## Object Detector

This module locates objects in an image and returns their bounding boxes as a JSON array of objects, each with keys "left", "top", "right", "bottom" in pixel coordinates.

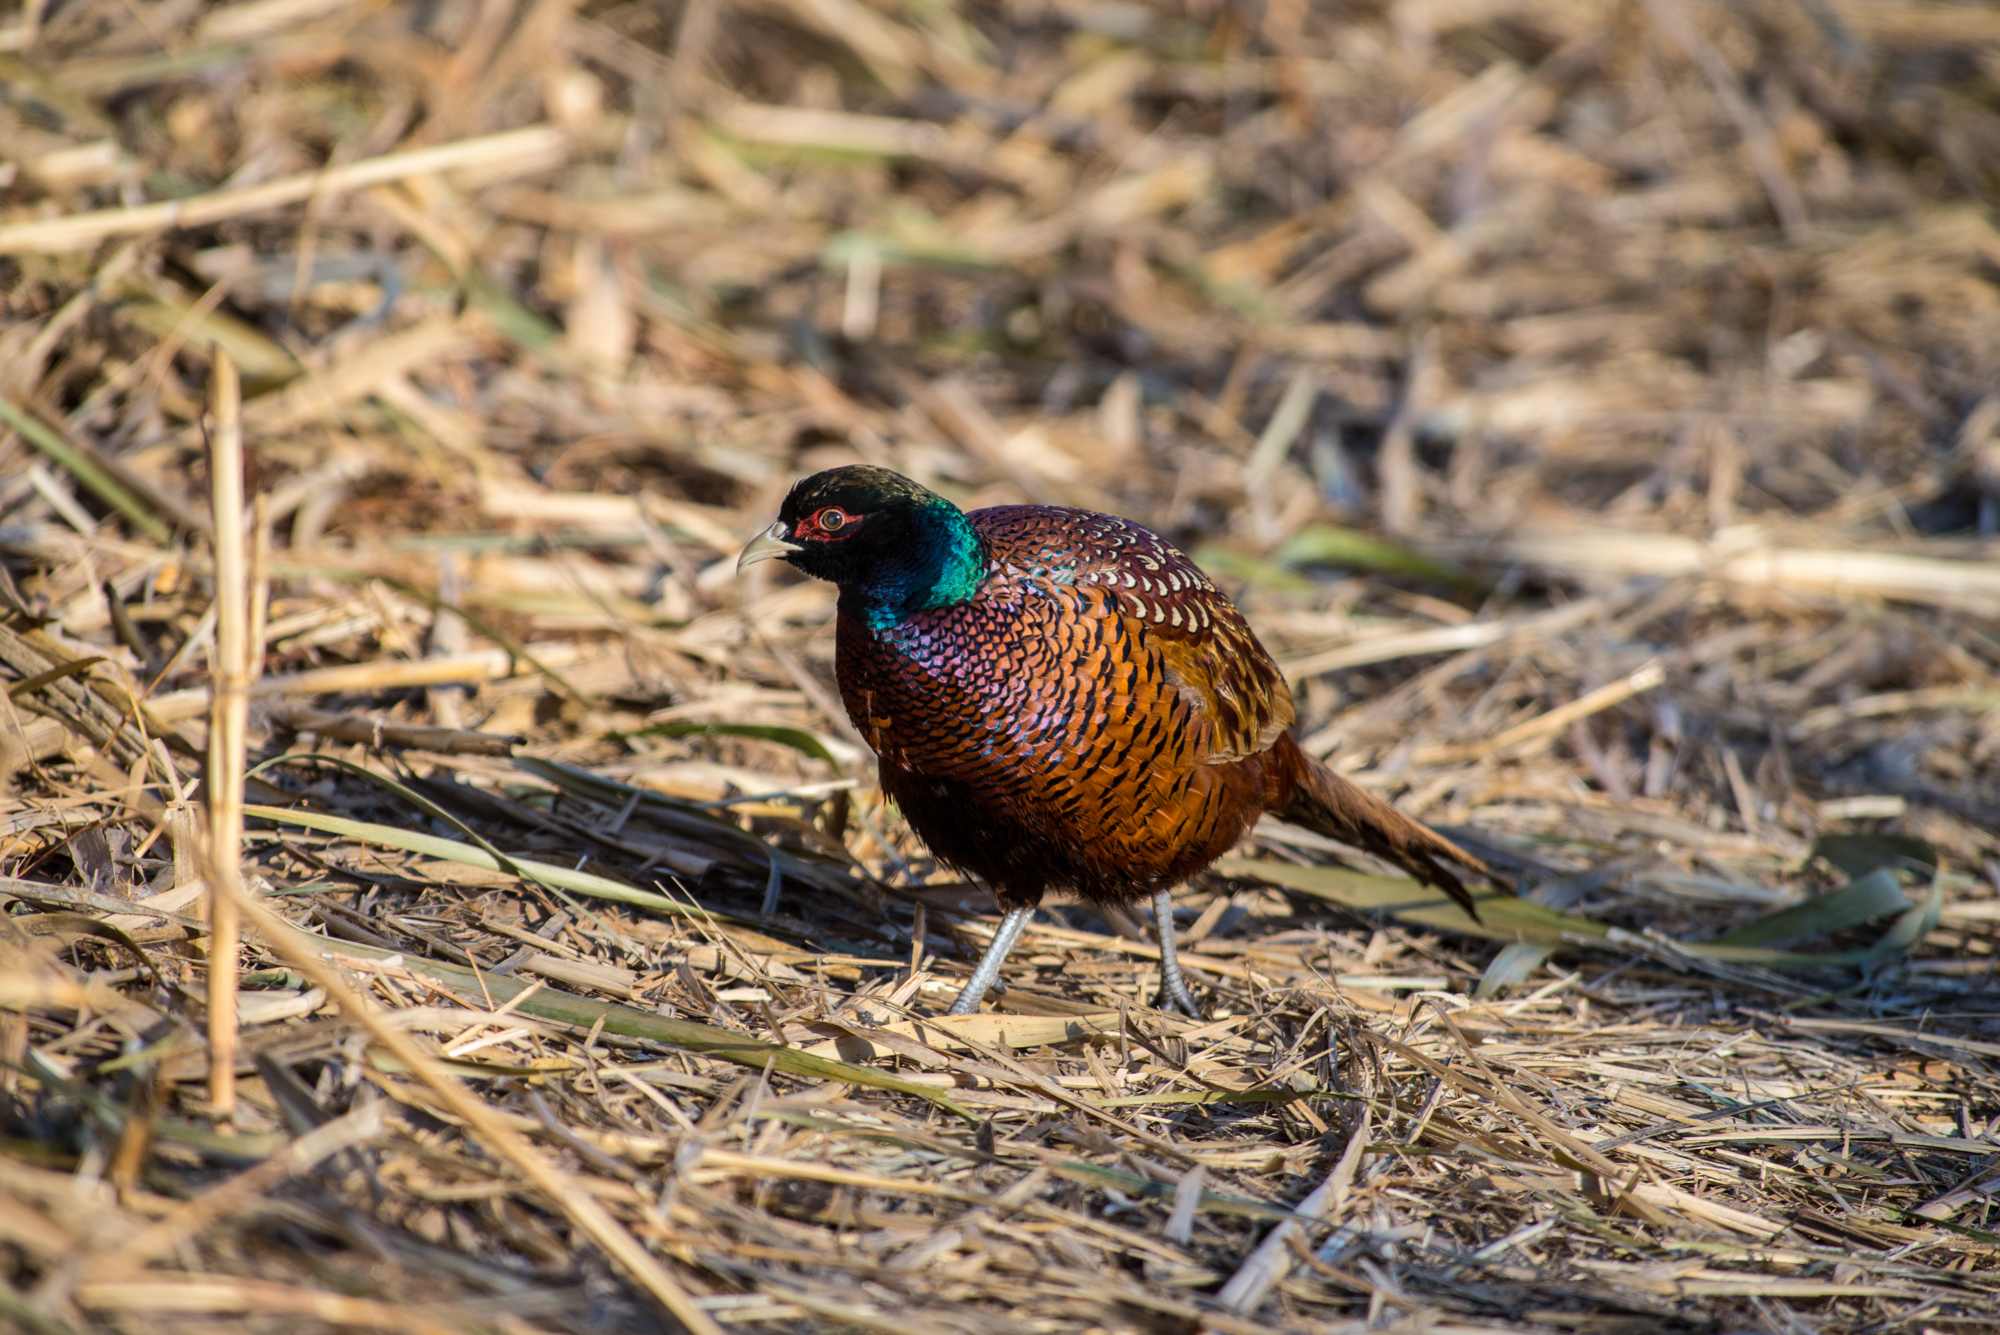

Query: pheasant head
[{"left": 738, "top": 466, "right": 986, "bottom": 618}]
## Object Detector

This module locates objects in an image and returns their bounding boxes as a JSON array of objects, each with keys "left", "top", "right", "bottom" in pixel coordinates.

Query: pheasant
[{"left": 739, "top": 466, "right": 1496, "bottom": 1016}]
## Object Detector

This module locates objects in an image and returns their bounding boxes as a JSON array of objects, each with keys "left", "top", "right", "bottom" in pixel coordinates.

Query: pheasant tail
[{"left": 1265, "top": 734, "right": 1492, "bottom": 920}]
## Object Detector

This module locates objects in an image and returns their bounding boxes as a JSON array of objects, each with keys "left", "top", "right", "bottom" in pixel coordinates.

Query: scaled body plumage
[
  {"left": 837, "top": 504, "right": 1284, "bottom": 913},
  {"left": 740, "top": 466, "right": 1495, "bottom": 1014}
]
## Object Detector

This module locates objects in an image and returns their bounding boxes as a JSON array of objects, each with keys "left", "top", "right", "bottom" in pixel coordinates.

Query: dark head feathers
[{"left": 758, "top": 466, "right": 985, "bottom": 614}]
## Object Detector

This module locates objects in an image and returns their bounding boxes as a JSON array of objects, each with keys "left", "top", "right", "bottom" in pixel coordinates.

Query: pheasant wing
[{"left": 972, "top": 504, "right": 1293, "bottom": 765}]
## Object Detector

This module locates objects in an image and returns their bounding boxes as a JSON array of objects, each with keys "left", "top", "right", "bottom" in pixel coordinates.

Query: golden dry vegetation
[{"left": 3, "top": 0, "right": 2000, "bottom": 1331}]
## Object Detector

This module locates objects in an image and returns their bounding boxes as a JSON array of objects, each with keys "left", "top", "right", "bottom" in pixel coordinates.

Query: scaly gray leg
[
  {"left": 1154, "top": 888, "right": 1202, "bottom": 1018},
  {"left": 946, "top": 906, "right": 1034, "bottom": 1015}
]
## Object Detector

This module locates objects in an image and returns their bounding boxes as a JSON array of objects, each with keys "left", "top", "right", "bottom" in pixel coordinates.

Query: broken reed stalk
[{"left": 205, "top": 348, "right": 247, "bottom": 1120}]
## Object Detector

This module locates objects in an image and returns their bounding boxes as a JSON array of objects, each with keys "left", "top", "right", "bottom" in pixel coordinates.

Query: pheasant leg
[
  {"left": 946, "top": 906, "right": 1034, "bottom": 1015},
  {"left": 1153, "top": 888, "right": 1202, "bottom": 1018}
]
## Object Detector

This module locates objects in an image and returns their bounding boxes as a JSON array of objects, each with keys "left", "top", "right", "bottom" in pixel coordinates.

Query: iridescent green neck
[
  {"left": 914, "top": 503, "right": 983, "bottom": 608},
  {"left": 853, "top": 499, "right": 985, "bottom": 625}
]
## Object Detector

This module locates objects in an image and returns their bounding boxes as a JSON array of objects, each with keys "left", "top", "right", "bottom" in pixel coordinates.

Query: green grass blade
[
  {"left": 7, "top": 655, "right": 107, "bottom": 700},
  {"left": 625, "top": 721, "right": 843, "bottom": 768},
  {"left": 249, "top": 752, "right": 539, "bottom": 883},
  {"left": 1867, "top": 874, "right": 1944, "bottom": 964},
  {"left": 1218, "top": 856, "right": 1596, "bottom": 945},
  {"left": 117, "top": 293, "right": 298, "bottom": 388},
  {"left": 1273, "top": 524, "right": 1486, "bottom": 591},
  {"left": 244, "top": 803, "right": 706, "bottom": 919},
  {"left": 1087, "top": 1087, "right": 1326, "bottom": 1109},
  {"left": 463, "top": 270, "right": 563, "bottom": 353},
  {"left": 1185, "top": 547, "right": 1319, "bottom": 595},
  {"left": 1475, "top": 941, "right": 1555, "bottom": 999},
  {"left": 0, "top": 398, "right": 174, "bottom": 543},
  {"left": 1711, "top": 869, "right": 1909, "bottom": 948},
  {"left": 250, "top": 752, "right": 707, "bottom": 938},
  {"left": 298, "top": 933, "right": 976, "bottom": 1119},
  {"left": 1219, "top": 856, "right": 1877, "bottom": 969},
  {"left": 1045, "top": 1159, "right": 1301, "bottom": 1223},
  {"left": 1810, "top": 832, "right": 1938, "bottom": 879}
]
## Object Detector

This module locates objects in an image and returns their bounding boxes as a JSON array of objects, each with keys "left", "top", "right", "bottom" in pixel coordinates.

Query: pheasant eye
[{"left": 815, "top": 507, "right": 852, "bottom": 533}]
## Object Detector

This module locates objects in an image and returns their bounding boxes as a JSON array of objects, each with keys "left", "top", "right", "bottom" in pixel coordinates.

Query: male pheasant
[{"left": 739, "top": 466, "right": 1496, "bottom": 1016}]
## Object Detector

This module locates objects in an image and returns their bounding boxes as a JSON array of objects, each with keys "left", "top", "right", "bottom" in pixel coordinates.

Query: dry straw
[
  {"left": 204, "top": 348, "right": 247, "bottom": 1119},
  {"left": 1, "top": 0, "right": 1998, "bottom": 1331}
]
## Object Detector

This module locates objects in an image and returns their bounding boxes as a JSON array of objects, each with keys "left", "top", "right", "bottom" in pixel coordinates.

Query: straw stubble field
[{"left": 3, "top": 0, "right": 2000, "bottom": 1330}]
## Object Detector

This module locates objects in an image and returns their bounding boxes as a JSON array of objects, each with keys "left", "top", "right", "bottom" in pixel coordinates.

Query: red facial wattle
[{"left": 802, "top": 506, "right": 859, "bottom": 541}]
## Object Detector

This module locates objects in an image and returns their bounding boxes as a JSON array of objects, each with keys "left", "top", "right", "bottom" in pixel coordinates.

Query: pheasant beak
[{"left": 736, "top": 521, "right": 801, "bottom": 572}]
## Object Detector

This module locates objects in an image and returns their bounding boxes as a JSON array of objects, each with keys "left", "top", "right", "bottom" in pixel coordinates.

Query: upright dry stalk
[
  {"left": 206, "top": 349, "right": 248, "bottom": 1119},
  {"left": 250, "top": 493, "right": 270, "bottom": 681}
]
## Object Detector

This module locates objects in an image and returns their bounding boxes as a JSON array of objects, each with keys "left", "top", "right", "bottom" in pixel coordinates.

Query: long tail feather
[{"left": 1267, "top": 735, "right": 1496, "bottom": 921}]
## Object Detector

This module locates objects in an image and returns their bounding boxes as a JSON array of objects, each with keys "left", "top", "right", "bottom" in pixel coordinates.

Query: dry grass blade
[{"left": 0, "top": 126, "right": 569, "bottom": 254}]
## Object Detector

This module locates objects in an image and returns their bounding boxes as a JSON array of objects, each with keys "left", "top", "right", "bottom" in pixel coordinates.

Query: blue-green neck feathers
[{"left": 853, "top": 499, "right": 984, "bottom": 626}]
